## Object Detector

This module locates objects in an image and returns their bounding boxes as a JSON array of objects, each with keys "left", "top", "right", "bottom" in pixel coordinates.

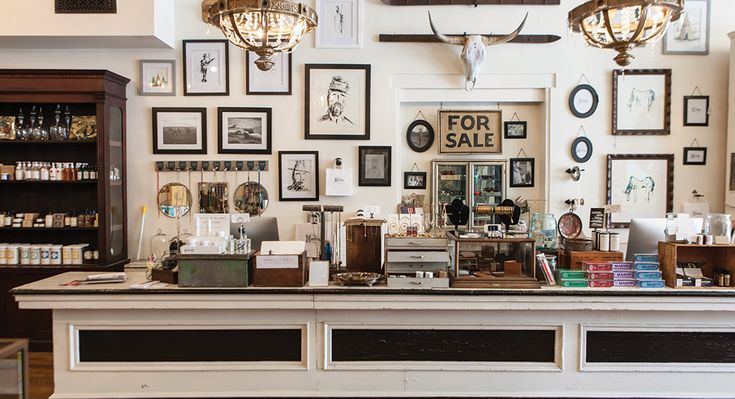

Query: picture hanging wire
[
  {"left": 577, "top": 125, "right": 588, "bottom": 137},
  {"left": 410, "top": 162, "right": 420, "bottom": 172},
  {"left": 691, "top": 86, "right": 703, "bottom": 96},
  {"left": 413, "top": 110, "right": 427, "bottom": 121},
  {"left": 510, "top": 112, "right": 520, "bottom": 122},
  {"left": 516, "top": 148, "right": 529, "bottom": 158},
  {"left": 690, "top": 138, "right": 701, "bottom": 147},
  {"left": 576, "top": 74, "right": 591, "bottom": 86}
]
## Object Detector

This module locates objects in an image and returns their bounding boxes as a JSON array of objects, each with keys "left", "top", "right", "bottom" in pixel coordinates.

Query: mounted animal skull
[{"left": 429, "top": 12, "right": 528, "bottom": 91}]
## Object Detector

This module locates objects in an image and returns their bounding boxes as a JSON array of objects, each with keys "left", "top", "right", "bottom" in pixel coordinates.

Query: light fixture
[
  {"left": 568, "top": 0, "right": 683, "bottom": 66},
  {"left": 202, "top": 0, "right": 318, "bottom": 71}
]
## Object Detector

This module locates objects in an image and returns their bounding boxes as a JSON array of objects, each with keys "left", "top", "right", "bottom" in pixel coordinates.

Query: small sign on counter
[{"left": 256, "top": 255, "right": 299, "bottom": 269}]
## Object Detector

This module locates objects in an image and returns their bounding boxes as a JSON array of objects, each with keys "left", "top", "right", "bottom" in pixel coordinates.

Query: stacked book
[{"left": 633, "top": 253, "right": 665, "bottom": 288}]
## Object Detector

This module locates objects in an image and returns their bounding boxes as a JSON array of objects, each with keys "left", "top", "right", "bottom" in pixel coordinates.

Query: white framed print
[
  {"left": 279, "top": 151, "right": 320, "bottom": 201},
  {"left": 316, "top": 0, "right": 362, "bottom": 48},
  {"left": 612, "top": 69, "right": 671, "bottom": 136},
  {"left": 663, "top": 0, "right": 710, "bottom": 55},
  {"left": 305, "top": 64, "right": 370, "bottom": 140},
  {"left": 217, "top": 107, "right": 272, "bottom": 154},
  {"left": 139, "top": 60, "right": 175, "bottom": 96},
  {"left": 683, "top": 95, "right": 709, "bottom": 126},
  {"left": 246, "top": 51, "right": 291, "bottom": 95},
  {"left": 152, "top": 108, "right": 207, "bottom": 154},
  {"left": 183, "top": 39, "right": 229, "bottom": 96}
]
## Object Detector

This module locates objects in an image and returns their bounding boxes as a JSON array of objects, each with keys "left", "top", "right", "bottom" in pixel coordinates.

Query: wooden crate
[
  {"left": 561, "top": 250, "right": 624, "bottom": 270},
  {"left": 659, "top": 242, "right": 735, "bottom": 288},
  {"left": 253, "top": 252, "right": 307, "bottom": 287}
]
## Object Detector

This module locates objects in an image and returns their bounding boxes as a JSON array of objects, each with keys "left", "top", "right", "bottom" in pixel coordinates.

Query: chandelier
[
  {"left": 202, "top": 0, "right": 318, "bottom": 71},
  {"left": 568, "top": 0, "right": 683, "bottom": 66}
]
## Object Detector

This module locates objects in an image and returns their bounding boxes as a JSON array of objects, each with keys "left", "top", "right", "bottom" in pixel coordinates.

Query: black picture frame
[
  {"left": 404, "top": 172, "right": 427, "bottom": 190},
  {"left": 683, "top": 147, "right": 707, "bottom": 165},
  {"left": 571, "top": 136, "right": 593, "bottom": 163},
  {"left": 612, "top": 69, "right": 672, "bottom": 136},
  {"left": 683, "top": 95, "right": 710, "bottom": 127},
  {"left": 509, "top": 158, "right": 535, "bottom": 188},
  {"left": 152, "top": 107, "right": 207, "bottom": 154},
  {"left": 359, "top": 146, "right": 391, "bottom": 187},
  {"left": 278, "top": 151, "right": 320, "bottom": 202},
  {"left": 504, "top": 121, "right": 527, "bottom": 139},
  {"left": 246, "top": 51, "right": 292, "bottom": 95},
  {"left": 217, "top": 107, "right": 272, "bottom": 155},
  {"left": 182, "top": 39, "right": 230, "bottom": 96},
  {"left": 569, "top": 84, "right": 599, "bottom": 118},
  {"left": 406, "top": 120, "right": 434, "bottom": 152}
]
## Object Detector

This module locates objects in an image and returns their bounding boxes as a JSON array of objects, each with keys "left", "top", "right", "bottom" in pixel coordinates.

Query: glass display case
[
  {"left": 0, "top": 339, "right": 28, "bottom": 399},
  {"left": 447, "top": 234, "right": 536, "bottom": 279}
]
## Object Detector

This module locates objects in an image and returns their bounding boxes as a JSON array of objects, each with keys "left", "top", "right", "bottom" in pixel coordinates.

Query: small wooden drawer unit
[{"left": 384, "top": 235, "right": 450, "bottom": 288}]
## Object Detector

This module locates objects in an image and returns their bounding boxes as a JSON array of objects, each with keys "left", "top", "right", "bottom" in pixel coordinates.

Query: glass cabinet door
[
  {"left": 470, "top": 162, "right": 505, "bottom": 228},
  {"left": 433, "top": 162, "right": 468, "bottom": 227}
]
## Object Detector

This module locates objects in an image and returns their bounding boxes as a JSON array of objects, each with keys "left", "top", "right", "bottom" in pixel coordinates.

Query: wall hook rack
[{"left": 154, "top": 160, "right": 269, "bottom": 172}]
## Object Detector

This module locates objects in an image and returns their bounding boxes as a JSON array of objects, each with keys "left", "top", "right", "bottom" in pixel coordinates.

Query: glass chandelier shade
[
  {"left": 568, "top": 0, "right": 683, "bottom": 66},
  {"left": 202, "top": 0, "right": 318, "bottom": 71}
]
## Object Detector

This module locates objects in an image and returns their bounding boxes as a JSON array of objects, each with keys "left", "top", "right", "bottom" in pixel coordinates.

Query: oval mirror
[
  {"left": 234, "top": 182, "right": 269, "bottom": 216},
  {"left": 157, "top": 183, "right": 192, "bottom": 218}
]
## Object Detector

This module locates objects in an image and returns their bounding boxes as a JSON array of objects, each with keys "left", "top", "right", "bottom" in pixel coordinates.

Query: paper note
[{"left": 256, "top": 255, "right": 299, "bottom": 269}]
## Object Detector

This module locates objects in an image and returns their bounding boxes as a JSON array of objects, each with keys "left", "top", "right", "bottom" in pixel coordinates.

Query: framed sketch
[
  {"left": 246, "top": 51, "right": 291, "bottom": 95},
  {"left": 504, "top": 121, "right": 527, "bottom": 139},
  {"left": 606, "top": 154, "right": 674, "bottom": 228},
  {"left": 569, "top": 84, "right": 599, "bottom": 118},
  {"left": 316, "top": 0, "right": 361, "bottom": 48},
  {"left": 278, "top": 151, "right": 320, "bottom": 201},
  {"left": 183, "top": 40, "right": 229, "bottom": 96},
  {"left": 509, "top": 158, "right": 534, "bottom": 188},
  {"left": 217, "top": 107, "right": 271, "bottom": 154},
  {"left": 571, "top": 136, "right": 593, "bottom": 163},
  {"left": 663, "top": 0, "right": 710, "bottom": 55},
  {"left": 406, "top": 119, "right": 434, "bottom": 152},
  {"left": 139, "top": 60, "right": 175, "bottom": 96},
  {"left": 152, "top": 108, "right": 207, "bottom": 154},
  {"left": 683, "top": 95, "right": 709, "bottom": 126},
  {"left": 683, "top": 147, "right": 707, "bottom": 165},
  {"left": 305, "top": 64, "right": 370, "bottom": 140},
  {"left": 404, "top": 172, "right": 427, "bottom": 190},
  {"left": 359, "top": 146, "right": 391, "bottom": 187},
  {"left": 612, "top": 69, "right": 671, "bottom": 135}
]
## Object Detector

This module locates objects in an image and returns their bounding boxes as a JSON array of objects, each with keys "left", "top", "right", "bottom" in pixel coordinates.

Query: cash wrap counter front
[{"left": 12, "top": 270, "right": 735, "bottom": 399}]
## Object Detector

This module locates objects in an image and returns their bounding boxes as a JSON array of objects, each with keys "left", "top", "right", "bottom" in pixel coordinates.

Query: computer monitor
[
  {"left": 231, "top": 217, "right": 279, "bottom": 253},
  {"left": 625, "top": 218, "right": 667, "bottom": 261}
]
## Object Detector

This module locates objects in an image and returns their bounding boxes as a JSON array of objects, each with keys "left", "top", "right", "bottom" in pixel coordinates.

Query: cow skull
[{"left": 429, "top": 12, "right": 528, "bottom": 91}]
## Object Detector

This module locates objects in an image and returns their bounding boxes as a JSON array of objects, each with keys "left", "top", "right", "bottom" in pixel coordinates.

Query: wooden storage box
[
  {"left": 659, "top": 242, "right": 735, "bottom": 288},
  {"left": 176, "top": 254, "right": 251, "bottom": 287},
  {"left": 562, "top": 250, "right": 624, "bottom": 270},
  {"left": 253, "top": 251, "right": 307, "bottom": 287}
]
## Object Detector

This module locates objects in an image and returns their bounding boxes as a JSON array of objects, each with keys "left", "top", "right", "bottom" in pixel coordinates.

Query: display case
[
  {"left": 0, "top": 339, "right": 28, "bottom": 399},
  {"left": 432, "top": 160, "right": 506, "bottom": 230}
]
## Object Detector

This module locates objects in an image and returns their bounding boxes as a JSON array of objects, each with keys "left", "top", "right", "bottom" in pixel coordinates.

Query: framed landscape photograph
[
  {"left": 316, "top": 0, "right": 362, "bottom": 48},
  {"left": 278, "top": 151, "right": 319, "bottom": 201},
  {"left": 305, "top": 64, "right": 370, "bottom": 140},
  {"left": 509, "top": 158, "right": 535, "bottom": 188},
  {"left": 246, "top": 51, "right": 291, "bottom": 95},
  {"left": 183, "top": 39, "right": 229, "bottom": 96},
  {"left": 683, "top": 147, "right": 707, "bottom": 165},
  {"left": 606, "top": 154, "right": 674, "bottom": 228},
  {"left": 504, "top": 121, "right": 527, "bottom": 139},
  {"left": 684, "top": 95, "right": 709, "bottom": 126},
  {"left": 406, "top": 119, "right": 434, "bottom": 153},
  {"left": 612, "top": 69, "right": 671, "bottom": 136},
  {"left": 139, "top": 60, "right": 175, "bottom": 96},
  {"left": 404, "top": 172, "right": 427, "bottom": 190},
  {"left": 152, "top": 108, "right": 207, "bottom": 154},
  {"left": 359, "top": 146, "right": 391, "bottom": 187},
  {"left": 217, "top": 107, "right": 271, "bottom": 154},
  {"left": 663, "top": 0, "right": 710, "bottom": 55}
]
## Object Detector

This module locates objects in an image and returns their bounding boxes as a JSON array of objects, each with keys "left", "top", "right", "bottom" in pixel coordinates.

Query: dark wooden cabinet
[{"left": 0, "top": 70, "right": 129, "bottom": 351}]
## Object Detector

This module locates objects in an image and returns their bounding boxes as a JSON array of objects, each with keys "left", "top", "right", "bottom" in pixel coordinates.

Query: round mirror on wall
[
  {"left": 234, "top": 182, "right": 269, "bottom": 216},
  {"left": 157, "top": 183, "right": 193, "bottom": 218}
]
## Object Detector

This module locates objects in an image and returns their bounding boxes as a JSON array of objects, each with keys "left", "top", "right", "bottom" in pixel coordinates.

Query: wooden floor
[{"left": 28, "top": 352, "right": 53, "bottom": 399}]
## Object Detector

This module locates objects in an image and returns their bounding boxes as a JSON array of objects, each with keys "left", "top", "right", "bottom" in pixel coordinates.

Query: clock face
[
  {"left": 571, "top": 136, "right": 593, "bottom": 163},
  {"left": 569, "top": 84, "right": 599, "bottom": 118}
]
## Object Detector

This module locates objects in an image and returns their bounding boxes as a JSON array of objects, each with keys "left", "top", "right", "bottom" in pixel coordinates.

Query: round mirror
[
  {"left": 234, "top": 182, "right": 269, "bottom": 216},
  {"left": 157, "top": 183, "right": 192, "bottom": 218}
]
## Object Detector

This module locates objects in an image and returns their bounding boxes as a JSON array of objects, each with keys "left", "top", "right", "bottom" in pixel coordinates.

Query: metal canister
[
  {"left": 598, "top": 232, "right": 610, "bottom": 252},
  {"left": 609, "top": 233, "right": 620, "bottom": 252}
]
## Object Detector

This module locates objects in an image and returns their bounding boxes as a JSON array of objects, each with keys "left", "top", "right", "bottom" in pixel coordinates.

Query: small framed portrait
[
  {"left": 509, "top": 158, "right": 535, "bottom": 188},
  {"left": 316, "top": 0, "right": 362, "bottom": 48},
  {"left": 217, "top": 107, "right": 271, "bottom": 154},
  {"left": 183, "top": 39, "right": 229, "bottom": 96},
  {"left": 278, "top": 151, "right": 320, "bottom": 201},
  {"left": 613, "top": 69, "right": 671, "bottom": 135},
  {"left": 139, "top": 60, "right": 175, "bottom": 96},
  {"left": 569, "top": 84, "right": 599, "bottom": 118},
  {"left": 504, "top": 121, "right": 527, "bottom": 139},
  {"left": 683, "top": 147, "right": 707, "bottom": 165},
  {"left": 359, "top": 146, "right": 391, "bottom": 187},
  {"left": 246, "top": 51, "right": 291, "bottom": 95},
  {"left": 305, "top": 64, "right": 370, "bottom": 140},
  {"left": 404, "top": 172, "right": 427, "bottom": 190},
  {"left": 406, "top": 120, "right": 434, "bottom": 152},
  {"left": 683, "top": 96, "right": 709, "bottom": 126},
  {"left": 152, "top": 108, "right": 207, "bottom": 154}
]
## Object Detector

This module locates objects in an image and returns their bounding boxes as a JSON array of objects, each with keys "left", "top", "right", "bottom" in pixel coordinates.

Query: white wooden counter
[{"left": 12, "top": 270, "right": 735, "bottom": 398}]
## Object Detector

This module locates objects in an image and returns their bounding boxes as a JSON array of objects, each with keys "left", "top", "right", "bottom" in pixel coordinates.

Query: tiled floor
[{"left": 28, "top": 352, "right": 53, "bottom": 399}]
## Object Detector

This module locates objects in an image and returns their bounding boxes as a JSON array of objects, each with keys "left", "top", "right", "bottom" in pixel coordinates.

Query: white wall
[{"left": 0, "top": 0, "right": 732, "bottom": 257}]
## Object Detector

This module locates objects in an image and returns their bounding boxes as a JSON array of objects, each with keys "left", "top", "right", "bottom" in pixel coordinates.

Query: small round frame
[
  {"left": 569, "top": 84, "right": 599, "bottom": 118},
  {"left": 406, "top": 120, "right": 435, "bottom": 153},
  {"left": 571, "top": 136, "right": 593, "bottom": 163}
]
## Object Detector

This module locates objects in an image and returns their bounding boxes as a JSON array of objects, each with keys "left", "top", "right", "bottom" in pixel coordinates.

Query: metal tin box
[{"left": 176, "top": 254, "right": 252, "bottom": 287}]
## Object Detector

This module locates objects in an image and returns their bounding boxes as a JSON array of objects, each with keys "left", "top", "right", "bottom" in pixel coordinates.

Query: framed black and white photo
[
  {"left": 305, "top": 64, "right": 370, "bottom": 140},
  {"left": 316, "top": 0, "right": 362, "bottom": 48},
  {"left": 613, "top": 69, "right": 671, "bottom": 136},
  {"left": 684, "top": 95, "right": 709, "bottom": 126},
  {"left": 571, "top": 136, "right": 593, "bottom": 163},
  {"left": 152, "top": 108, "right": 207, "bottom": 154},
  {"left": 183, "top": 39, "right": 229, "bottom": 96},
  {"left": 663, "top": 0, "right": 710, "bottom": 55},
  {"left": 359, "top": 146, "right": 391, "bottom": 187},
  {"left": 139, "top": 60, "right": 175, "bottom": 96},
  {"left": 246, "top": 51, "right": 291, "bottom": 95},
  {"left": 406, "top": 119, "right": 434, "bottom": 152},
  {"left": 683, "top": 147, "right": 707, "bottom": 165},
  {"left": 217, "top": 107, "right": 271, "bottom": 154},
  {"left": 504, "top": 121, "right": 527, "bottom": 139},
  {"left": 278, "top": 151, "right": 320, "bottom": 201},
  {"left": 404, "top": 172, "right": 427, "bottom": 190},
  {"left": 510, "top": 158, "right": 534, "bottom": 188},
  {"left": 569, "top": 84, "right": 599, "bottom": 118}
]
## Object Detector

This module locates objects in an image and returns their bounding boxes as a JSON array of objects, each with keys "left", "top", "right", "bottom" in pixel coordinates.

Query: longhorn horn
[
  {"left": 428, "top": 11, "right": 464, "bottom": 46},
  {"left": 482, "top": 13, "right": 528, "bottom": 47}
]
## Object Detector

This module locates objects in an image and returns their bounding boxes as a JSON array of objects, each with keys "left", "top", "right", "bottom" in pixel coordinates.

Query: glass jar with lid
[
  {"left": 530, "top": 213, "right": 558, "bottom": 250},
  {"left": 150, "top": 229, "right": 168, "bottom": 262},
  {"left": 704, "top": 214, "right": 732, "bottom": 245}
]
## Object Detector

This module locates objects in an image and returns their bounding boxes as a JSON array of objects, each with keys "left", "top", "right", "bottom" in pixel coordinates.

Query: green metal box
[{"left": 176, "top": 254, "right": 252, "bottom": 287}]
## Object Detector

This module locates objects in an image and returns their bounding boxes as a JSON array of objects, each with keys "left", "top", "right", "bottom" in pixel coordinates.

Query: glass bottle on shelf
[
  {"left": 14, "top": 108, "right": 25, "bottom": 141},
  {"left": 40, "top": 163, "right": 49, "bottom": 181},
  {"left": 34, "top": 107, "right": 48, "bottom": 141},
  {"left": 50, "top": 105, "right": 62, "bottom": 140},
  {"left": 14, "top": 162, "right": 24, "bottom": 180},
  {"left": 150, "top": 229, "right": 168, "bottom": 262},
  {"left": 530, "top": 213, "right": 558, "bottom": 250},
  {"left": 26, "top": 107, "right": 36, "bottom": 141}
]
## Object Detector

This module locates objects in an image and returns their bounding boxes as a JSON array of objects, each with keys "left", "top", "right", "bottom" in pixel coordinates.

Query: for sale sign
[{"left": 439, "top": 110, "right": 502, "bottom": 154}]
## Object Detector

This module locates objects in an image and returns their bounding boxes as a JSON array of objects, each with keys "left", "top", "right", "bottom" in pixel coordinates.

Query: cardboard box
[{"left": 562, "top": 250, "right": 624, "bottom": 270}]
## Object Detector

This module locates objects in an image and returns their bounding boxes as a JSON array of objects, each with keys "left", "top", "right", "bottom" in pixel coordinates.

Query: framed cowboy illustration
[
  {"left": 305, "top": 64, "right": 370, "bottom": 140},
  {"left": 316, "top": 0, "right": 362, "bottom": 48},
  {"left": 183, "top": 39, "right": 230, "bottom": 96},
  {"left": 359, "top": 146, "right": 391, "bottom": 187},
  {"left": 439, "top": 110, "right": 502, "bottom": 154},
  {"left": 278, "top": 151, "right": 320, "bottom": 201},
  {"left": 612, "top": 69, "right": 671, "bottom": 136},
  {"left": 217, "top": 107, "right": 272, "bottom": 154}
]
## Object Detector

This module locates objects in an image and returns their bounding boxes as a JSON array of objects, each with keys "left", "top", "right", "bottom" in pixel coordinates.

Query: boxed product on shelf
[
  {"left": 557, "top": 269, "right": 586, "bottom": 280},
  {"left": 634, "top": 253, "right": 658, "bottom": 262},
  {"left": 560, "top": 279, "right": 588, "bottom": 288},
  {"left": 589, "top": 280, "right": 614, "bottom": 288},
  {"left": 610, "top": 261, "right": 634, "bottom": 271},
  {"left": 587, "top": 271, "right": 613, "bottom": 280},
  {"left": 613, "top": 270, "right": 635, "bottom": 280},
  {"left": 635, "top": 262, "right": 660, "bottom": 270},
  {"left": 636, "top": 270, "right": 663, "bottom": 280},
  {"left": 584, "top": 262, "right": 612, "bottom": 272},
  {"left": 614, "top": 279, "right": 637, "bottom": 287},
  {"left": 638, "top": 279, "right": 665, "bottom": 289}
]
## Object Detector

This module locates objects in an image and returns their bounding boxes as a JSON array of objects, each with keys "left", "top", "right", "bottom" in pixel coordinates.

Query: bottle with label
[
  {"left": 82, "top": 163, "right": 90, "bottom": 181},
  {"left": 69, "top": 211, "right": 78, "bottom": 228},
  {"left": 14, "top": 162, "right": 24, "bottom": 180},
  {"left": 40, "top": 162, "right": 49, "bottom": 181},
  {"left": 29, "top": 162, "right": 40, "bottom": 181},
  {"left": 89, "top": 165, "right": 97, "bottom": 180},
  {"left": 76, "top": 163, "right": 83, "bottom": 181},
  {"left": 63, "top": 212, "right": 71, "bottom": 227}
]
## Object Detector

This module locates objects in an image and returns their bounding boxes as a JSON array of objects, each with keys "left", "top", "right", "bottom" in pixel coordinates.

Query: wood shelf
[
  {"left": 379, "top": 34, "right": 561, "bottom": 44},
  {"left": 0, "top": 227, "right": 97, "bottom": 231},
  {"left": 382, "top": 0, "right": 560, "bottom": 5},
  {"left": 0, "top": 180, "right": 96, "bottom": 184},
  {"left": 0, "top": 140, "right": 96, "bottom": 145}
]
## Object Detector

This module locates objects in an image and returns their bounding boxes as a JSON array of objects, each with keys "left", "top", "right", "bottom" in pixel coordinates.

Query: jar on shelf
[
  {"left": 703, "top": 213, "right": 732, "bottom": 245},
  {"left": 150, "top": 229, "right": 168, "bottom": 262},
  {"left": 530, "top": 213, "right": 558, "bottom": 250}
]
